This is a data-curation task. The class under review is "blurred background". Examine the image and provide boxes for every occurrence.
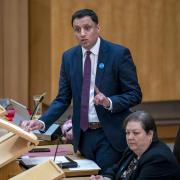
[0,0,180,143]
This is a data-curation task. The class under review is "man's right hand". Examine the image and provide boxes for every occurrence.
[20,120,44,132]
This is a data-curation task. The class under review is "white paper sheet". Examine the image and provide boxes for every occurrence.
[69,159,101,171]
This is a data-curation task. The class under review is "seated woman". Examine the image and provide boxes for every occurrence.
[90,111,180,180]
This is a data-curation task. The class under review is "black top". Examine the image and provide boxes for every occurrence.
[120,157,138,179]
[104,140,180,180]
[174,127,180,164]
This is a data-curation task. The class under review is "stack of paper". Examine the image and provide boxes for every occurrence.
[69,159,101,171]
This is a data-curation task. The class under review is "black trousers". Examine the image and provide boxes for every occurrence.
[78,128,123,174]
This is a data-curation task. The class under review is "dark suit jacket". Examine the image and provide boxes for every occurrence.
[174,126,180,164]
[104,140,180,180]
[40,38,142,152]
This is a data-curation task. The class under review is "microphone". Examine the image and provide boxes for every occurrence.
[30,92,46,120]
[53,130,63,168]
[52,125,77,169]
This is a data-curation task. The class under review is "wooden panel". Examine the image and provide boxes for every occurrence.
[10,160,65,180]
[0,0,180,105]
[133,101,180,120]
[51,0,180,102]
[29,0,180,105]
[0,161,23,180]
[157,125,179,143]
[29,0,51,107]
[0,0,4,97]
[1,0,29,105]
[133,101,180,143]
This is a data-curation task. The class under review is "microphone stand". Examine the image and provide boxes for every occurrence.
[53,135,62,168]
[53,136,60,162]
[30,92,46,120]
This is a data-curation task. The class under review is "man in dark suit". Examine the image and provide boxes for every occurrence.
[21,9,142,173]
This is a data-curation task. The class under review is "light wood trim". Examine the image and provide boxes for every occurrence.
[0,161,23,180]
[30,0,180,103]
[1,0,180,105]
[29,0,52,107]
[0,0,4,97]
[0,119,38,145]
[0,0,29,105]
[10,160,65,180]
[0,135,36,168]
[157,124,179,143]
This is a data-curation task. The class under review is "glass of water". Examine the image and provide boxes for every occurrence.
[32,95,42,119]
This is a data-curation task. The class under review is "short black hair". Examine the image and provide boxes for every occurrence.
[123,111,158,140]
[71,9,98,27]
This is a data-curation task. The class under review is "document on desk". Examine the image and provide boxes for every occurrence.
[20,155,78,169]
[21,155,69,165]
[69,159,101,171]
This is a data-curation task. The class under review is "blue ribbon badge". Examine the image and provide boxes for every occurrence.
[98,63,104,69]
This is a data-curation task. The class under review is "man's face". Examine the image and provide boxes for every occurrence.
[72,16,100,50]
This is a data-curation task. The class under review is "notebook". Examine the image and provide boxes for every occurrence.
[19,155,78,169]
[10,99,31,126]
[10,99,61,141]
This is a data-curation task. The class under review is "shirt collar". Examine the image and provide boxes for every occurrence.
[82,37,100,57]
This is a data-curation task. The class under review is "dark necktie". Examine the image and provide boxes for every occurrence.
[80,51,91,131]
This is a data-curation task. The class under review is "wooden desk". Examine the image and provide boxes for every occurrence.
[15,144,99,178]
[40,144,99,177]
[0,144,99,179]
[0,161,23,180]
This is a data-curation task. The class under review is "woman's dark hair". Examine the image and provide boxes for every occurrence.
[123,111,158,140]
[71,9,98,26]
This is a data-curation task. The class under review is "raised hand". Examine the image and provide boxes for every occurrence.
[93,86,110,108]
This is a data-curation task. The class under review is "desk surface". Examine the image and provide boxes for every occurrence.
[1,144,99,179]
[25,144,100,177]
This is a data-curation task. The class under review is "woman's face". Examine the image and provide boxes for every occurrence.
[126,121,153,158]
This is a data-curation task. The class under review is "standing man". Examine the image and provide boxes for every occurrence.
[21,9,142,174]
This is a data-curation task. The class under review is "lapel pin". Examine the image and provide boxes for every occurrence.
[98,63,104,69]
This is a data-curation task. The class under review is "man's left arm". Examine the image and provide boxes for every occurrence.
[109,48,142,113]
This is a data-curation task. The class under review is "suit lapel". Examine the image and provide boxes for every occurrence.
[95,39,109,89]
[74,46,83,94]
[74,39,109,94]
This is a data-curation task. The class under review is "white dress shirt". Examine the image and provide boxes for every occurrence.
[40,37,112,129]
[82,37,100,123]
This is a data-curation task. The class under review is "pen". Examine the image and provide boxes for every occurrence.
[66,127,72,133]
[61,126,72,137]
